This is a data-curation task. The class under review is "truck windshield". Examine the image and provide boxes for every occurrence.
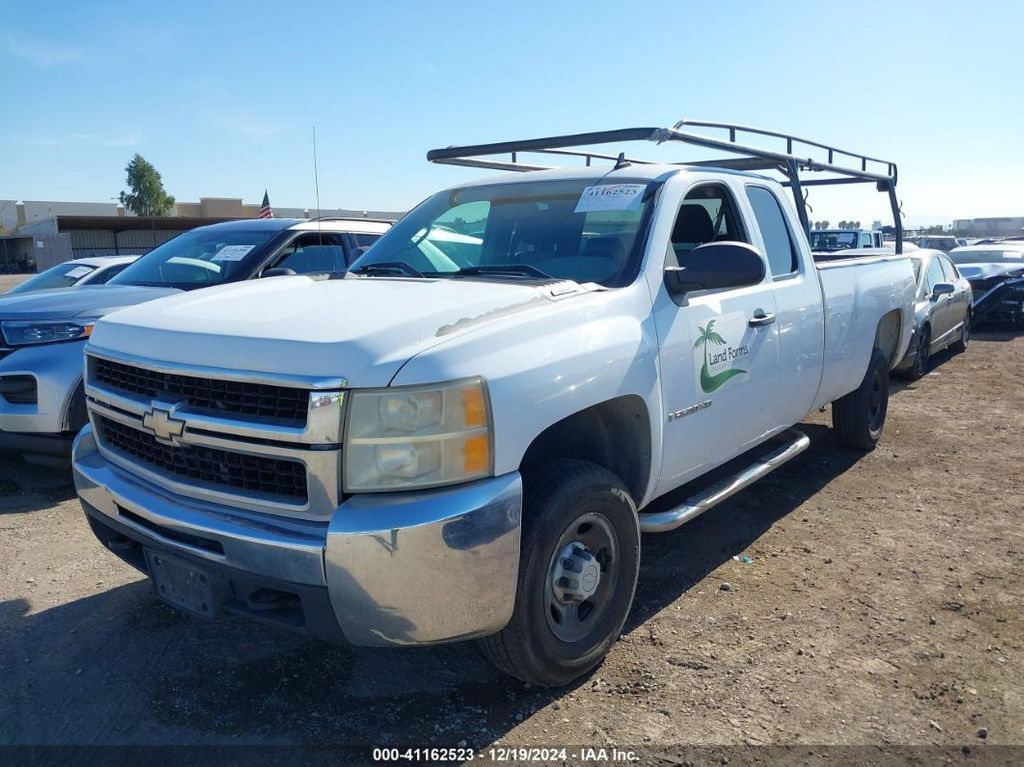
[810,231,859,251]
[350,178,659,286]
[111,229,278,289]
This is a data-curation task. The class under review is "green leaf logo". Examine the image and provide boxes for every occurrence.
[695,320,747,393]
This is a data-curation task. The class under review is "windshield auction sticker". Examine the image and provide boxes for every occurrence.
[574,184,646,214]
[212,245,256,262]
[65,266,93,279]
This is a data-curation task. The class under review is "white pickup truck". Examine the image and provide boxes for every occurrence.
[73,121,915,687]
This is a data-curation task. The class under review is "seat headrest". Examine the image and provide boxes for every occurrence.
[672,205,715,244]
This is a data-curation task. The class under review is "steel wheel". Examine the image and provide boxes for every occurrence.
[545,512,619,643]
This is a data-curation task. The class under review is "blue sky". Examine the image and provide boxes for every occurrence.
[2,0,1021,225]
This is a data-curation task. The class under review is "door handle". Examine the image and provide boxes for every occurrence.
[749,310,776,327]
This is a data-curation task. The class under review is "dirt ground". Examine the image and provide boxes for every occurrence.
[0,274,30,293]
[1,315,1022,758]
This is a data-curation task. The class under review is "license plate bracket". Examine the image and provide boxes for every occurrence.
[145,549,217,618]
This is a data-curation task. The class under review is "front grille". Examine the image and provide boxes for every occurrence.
[99,416,308,502]
[92,357,310,425]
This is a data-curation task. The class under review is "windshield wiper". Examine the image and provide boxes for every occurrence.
[453,264,552,280]
[349,262,424,278]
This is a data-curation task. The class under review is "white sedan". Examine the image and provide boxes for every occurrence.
[5,255,141,295]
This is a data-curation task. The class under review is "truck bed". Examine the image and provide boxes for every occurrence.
[813,254,916,409]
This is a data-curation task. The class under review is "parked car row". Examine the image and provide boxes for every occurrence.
[894,249,973,380]
[0,218,390,460]
[949,243,1024,327]
[0,119,1003,688]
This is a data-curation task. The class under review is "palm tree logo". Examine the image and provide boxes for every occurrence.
[695,319,747,393]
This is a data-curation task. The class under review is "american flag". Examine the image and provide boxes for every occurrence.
[258,190,273,219]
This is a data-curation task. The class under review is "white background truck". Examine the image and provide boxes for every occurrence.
[73,121,915,686]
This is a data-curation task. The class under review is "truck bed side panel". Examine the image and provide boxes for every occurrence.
[813,256,916,409]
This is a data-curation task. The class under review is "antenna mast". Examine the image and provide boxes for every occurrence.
[312,125,323,241]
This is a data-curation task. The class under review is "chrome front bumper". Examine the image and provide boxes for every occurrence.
[72,425,523,646]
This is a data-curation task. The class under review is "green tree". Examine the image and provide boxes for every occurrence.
[119,154,175,216]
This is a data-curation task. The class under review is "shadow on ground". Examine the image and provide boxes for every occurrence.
[1,423,871,749]
[0,455,76,514]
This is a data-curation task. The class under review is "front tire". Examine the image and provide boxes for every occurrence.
[832,347,890,451]
[478,459,640,687]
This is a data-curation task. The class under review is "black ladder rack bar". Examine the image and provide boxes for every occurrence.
[426,121,902,251]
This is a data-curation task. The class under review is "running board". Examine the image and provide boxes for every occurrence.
[639,428,811,533]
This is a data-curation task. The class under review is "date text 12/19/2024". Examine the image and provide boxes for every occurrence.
[372,746,640,762]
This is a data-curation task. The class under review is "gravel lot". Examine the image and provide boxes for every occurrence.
[1,282,1021,755]
[0,274,30,293]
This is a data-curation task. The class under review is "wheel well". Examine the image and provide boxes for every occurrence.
[63,378,87,433]
[873,310,903,366]
[520,396,651,505]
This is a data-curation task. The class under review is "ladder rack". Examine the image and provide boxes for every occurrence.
[427,119,902,250]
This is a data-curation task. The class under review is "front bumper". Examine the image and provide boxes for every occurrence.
[0,339,87,437]
[72,425,523,646]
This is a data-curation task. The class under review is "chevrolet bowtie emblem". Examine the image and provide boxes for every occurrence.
[142,406,185,444]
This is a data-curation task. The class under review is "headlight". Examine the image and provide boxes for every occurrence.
[1,320,94,347]
[344,378,493,492]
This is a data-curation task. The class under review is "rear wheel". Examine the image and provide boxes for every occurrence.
[478,459,640,687]
[951,311,970,353]
[832,347,890,451]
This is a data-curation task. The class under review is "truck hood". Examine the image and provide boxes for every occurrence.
[90,275,580,388]
[0,284,180,321]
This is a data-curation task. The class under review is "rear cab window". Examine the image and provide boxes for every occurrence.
[745,186,799,277]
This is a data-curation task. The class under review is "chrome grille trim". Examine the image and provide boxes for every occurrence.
[84,347,344,521]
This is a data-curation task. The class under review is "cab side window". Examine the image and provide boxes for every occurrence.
[745,186,799,277]
[273,233,347,274]
[668,185,746,268]
[89,263,131,284]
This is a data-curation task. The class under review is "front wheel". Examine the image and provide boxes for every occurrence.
[832,347,890,451]
[478,459,640,687]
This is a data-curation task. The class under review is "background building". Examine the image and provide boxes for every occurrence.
[952,216,1024,237]
[0,198,403,271]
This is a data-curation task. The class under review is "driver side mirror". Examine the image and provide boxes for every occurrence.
[931,282,955,299]
[665,241,766,299]
[262,267,297,278]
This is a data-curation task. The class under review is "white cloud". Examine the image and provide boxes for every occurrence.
[102,129,143,147]
[207,110,291,142]
[5,33,83,67]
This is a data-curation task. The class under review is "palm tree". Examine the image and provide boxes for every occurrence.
[694,320,726,368]
[694,319,746,393]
